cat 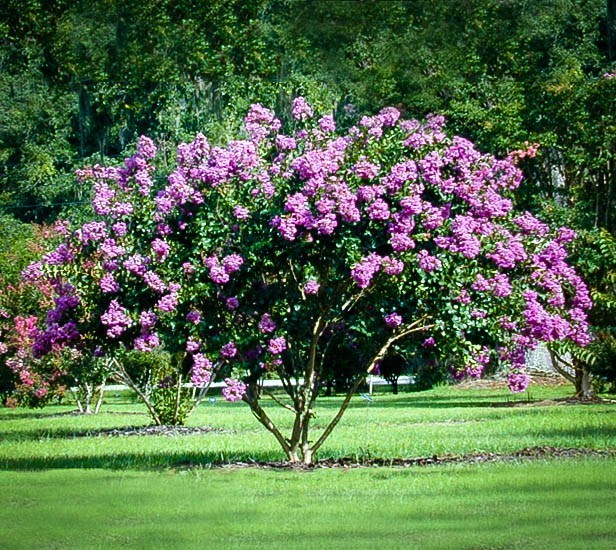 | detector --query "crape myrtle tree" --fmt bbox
[33,98,591,462]
[0,222,110,412]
